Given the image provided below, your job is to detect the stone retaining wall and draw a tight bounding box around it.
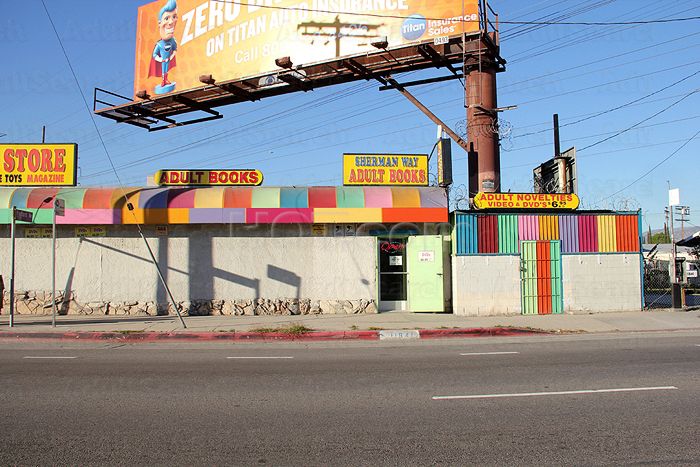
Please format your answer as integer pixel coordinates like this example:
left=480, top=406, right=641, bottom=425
left=1, top=291, right=377, bottom=316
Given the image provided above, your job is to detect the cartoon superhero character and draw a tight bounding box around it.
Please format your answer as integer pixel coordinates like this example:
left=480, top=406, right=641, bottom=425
left=149, top=0, right=178, bottom=94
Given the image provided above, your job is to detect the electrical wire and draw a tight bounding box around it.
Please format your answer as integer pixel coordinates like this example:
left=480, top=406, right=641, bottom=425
left=209, top=0, right=700, bottom=25
left=578, top=89, right=699, bottom=152
left=40, top=0, right=188, bottom=327
left=512, top=69, right=700, bottom=139
left=593, top=128, right=700, bottom=205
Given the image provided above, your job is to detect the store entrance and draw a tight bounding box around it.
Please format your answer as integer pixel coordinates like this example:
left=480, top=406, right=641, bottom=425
left=378, top=238, right=407, bottom=311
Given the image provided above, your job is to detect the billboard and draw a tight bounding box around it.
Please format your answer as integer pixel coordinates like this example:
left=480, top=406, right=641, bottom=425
left=155, top=169, right=263, bottom=185
left=473, top=193, right=580, bottom=210
left=343, top=153, right=428, bottom=186
left=135, top=0, right=479, bottom=96
left=1, top=144, right=77, bottom=186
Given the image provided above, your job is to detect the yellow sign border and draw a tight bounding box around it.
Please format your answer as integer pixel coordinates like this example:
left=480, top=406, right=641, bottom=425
left=343, top=153, right=429, bottom=186
left=473, top=192, right=580, bottom=210
left=0, top=143, right=78, bottom=187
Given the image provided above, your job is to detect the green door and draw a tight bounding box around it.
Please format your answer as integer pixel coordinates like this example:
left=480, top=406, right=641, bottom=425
left=407, top=235, right=445, bottom=312
left=520, top=240, right=563, bottom=315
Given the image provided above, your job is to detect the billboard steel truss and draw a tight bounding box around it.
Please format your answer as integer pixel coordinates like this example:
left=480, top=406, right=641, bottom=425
left=94, top=33, right=503, bottom=131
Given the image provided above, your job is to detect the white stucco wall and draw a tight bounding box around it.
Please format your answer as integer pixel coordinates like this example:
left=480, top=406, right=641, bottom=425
left=451, top=255, right=521, bottom=316
left=451, top=253, right=643, bottom=316
left=0, top=225, right=377, bottom=303
left=563, top=254, right=642, bottom=312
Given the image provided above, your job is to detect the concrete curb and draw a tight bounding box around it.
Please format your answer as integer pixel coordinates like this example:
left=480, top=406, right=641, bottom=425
left=0, top=327, right=551, bottom=343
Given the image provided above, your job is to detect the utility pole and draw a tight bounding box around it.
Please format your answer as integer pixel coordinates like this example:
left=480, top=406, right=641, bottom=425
left=668, top=183, right=677, bottom=284
left=675, top=205, right=690, bottom=239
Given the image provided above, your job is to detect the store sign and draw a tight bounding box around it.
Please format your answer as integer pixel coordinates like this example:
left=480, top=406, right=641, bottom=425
left=155, top=169, right=263, bottom=186
left=155, top=225, right=169, bottom=236
left=343, top=154, right=428, bottom=186
left=134, top=0, right=479, bottom=97
left=1, top=144, right=77, bottom=186
left=419, top=250, right=435, bottom=262
left=473, top=192, right=580, bottom=210
left=311, top=224, right=326, bottom=237
left=76, top=226, right=107, bottom=238
left=25, top=227, right=52, bottom=238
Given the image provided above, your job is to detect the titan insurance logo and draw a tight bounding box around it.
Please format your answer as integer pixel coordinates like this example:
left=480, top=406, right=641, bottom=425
left=402, top=14, right=427, bottom=41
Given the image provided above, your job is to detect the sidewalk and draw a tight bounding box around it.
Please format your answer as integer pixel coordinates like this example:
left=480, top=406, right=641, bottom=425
left=0, top=310, right=698, bottom=341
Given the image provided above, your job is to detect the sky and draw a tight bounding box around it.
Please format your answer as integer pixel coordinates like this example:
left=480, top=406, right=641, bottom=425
left=1, top=0, right=699, bottom=233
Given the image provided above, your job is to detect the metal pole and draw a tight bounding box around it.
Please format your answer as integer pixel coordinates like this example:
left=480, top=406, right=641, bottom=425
left=9, top=207, right=16, bottom=328
left=669, top=182, right=677, bottom=284
left=386, top=78, right=470, bottom=152
left=553, top=114, right=561, bottom=158
left=42, top=126, right=46, bottom=143
left=52, top=205, right=57, bottom=328
left=138, top=232, right=187, bottom=329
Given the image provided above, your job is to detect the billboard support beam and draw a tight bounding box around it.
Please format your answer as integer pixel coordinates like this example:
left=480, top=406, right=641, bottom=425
left=378, top=73, right=464, bottom=91
left=344, top=59, right=388, bottom=85
left=384, top=77, right=469, bottom=154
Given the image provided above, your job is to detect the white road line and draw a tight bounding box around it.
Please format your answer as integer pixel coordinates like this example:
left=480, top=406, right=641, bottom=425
left=23, top=356, right=77, bottom=360
left=432, top=386, right=678, bottom=400
left=226, top=357, right=294, bottom=360
left=460, top=351, right=520, bottom=356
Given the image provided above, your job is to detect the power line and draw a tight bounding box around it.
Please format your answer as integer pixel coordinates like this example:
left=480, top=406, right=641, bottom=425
left=512, top=69, right=700, bottom=139
left=507, top=2, right=700, bottom=63
left=593, top=128, right=700, bottom=205
left=578, top=89, right=699, bottom=152
left=210, top=0, right=700, bottom=25
left=40, top=0, right=188, bottom=327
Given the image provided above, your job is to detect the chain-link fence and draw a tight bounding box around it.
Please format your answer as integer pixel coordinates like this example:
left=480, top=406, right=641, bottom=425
left=644, top=260, right=671, bottom=309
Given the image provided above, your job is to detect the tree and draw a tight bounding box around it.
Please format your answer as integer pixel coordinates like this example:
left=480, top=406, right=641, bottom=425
left=650, top=232, right=671, bottom=244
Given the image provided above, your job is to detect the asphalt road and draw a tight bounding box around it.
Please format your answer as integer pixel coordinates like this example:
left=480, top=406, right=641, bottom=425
left=1, top=333, right=698, bottom=466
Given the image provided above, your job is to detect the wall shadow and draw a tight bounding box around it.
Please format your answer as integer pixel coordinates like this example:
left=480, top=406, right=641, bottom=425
left=267, top=265, right=301, bottom=299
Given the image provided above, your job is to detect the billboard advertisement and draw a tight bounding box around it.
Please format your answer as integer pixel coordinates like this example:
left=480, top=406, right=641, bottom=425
left=1, top=144, right=78, bottom=186
left=473, top=193, right=580, bottom=210
left=343, top=153, right=428, bottom=186
left=155, top=169, right=263, bottom=185
left=135, top=0, right=479, bottom=96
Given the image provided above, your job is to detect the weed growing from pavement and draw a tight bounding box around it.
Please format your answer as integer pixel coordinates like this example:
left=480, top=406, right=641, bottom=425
left=368, top=327, right=384, bottom=331
left=250, top=324, right=314, bottom=335
left=350, top=325, right=359, bottom=331
left=116, top=330, right=144, bottom=334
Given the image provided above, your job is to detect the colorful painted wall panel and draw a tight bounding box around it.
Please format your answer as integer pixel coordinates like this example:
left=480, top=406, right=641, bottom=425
left=559, top=215, right=580, bottom=253
left=539, top=215, right=559, bottom=241
left=0, top=186, right=447, bottom=226
left=518, top=215, right=539, bottom=242
left=477, top=215, right=498, bottom=253
left=578, top=215, right=599, bottom=253
left=498, top=214, right=518, bottom=254
left=456, top=212, right=641, bottom=255
left=454, top=213, right=478, bottom=255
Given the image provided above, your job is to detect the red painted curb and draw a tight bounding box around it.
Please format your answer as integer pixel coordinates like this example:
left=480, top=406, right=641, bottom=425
left=0, top=330, right=381, bottom=342
left=0, top=327, right=550, bottom=343
left=419, top=328, right=550, bottom=338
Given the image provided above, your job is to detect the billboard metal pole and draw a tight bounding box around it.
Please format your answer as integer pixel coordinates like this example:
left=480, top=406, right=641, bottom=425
left=385, top=77, right=469, bottom=153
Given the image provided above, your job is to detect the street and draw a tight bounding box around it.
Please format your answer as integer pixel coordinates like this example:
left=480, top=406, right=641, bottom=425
left=1, top=332, right=699, bottom=465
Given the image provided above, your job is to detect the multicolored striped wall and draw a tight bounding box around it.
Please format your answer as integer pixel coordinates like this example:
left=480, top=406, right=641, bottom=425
left=0, top=186, right=447, bottom=225
left=454, top=212, right=641, bottom=255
